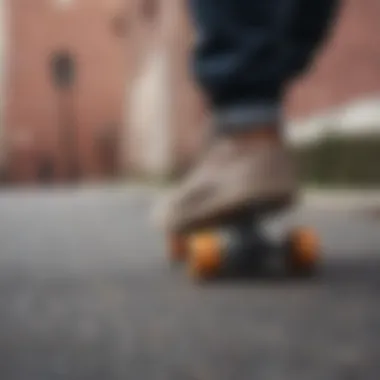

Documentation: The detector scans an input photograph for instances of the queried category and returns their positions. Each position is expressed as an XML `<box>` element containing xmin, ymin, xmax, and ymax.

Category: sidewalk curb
<box><xmin>146</xmin><ymin>184</ymin><xmax>380</xmax><ymax>210</ymax></box>
<box><xmin>300</xmin><ymin>189</ymin><xmax>380</xmax><ymax>209</ymax></box>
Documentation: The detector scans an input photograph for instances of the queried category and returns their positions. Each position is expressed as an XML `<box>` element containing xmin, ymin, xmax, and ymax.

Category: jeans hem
<box><xmin>214</xmin><ymin>102</ymin><xmax>281</xmax><ymax>134</ymax></box>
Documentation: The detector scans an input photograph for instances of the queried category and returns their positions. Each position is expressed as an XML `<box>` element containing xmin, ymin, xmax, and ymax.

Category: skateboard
<box><xmin>168</xmin><ymin>209</ymin><xmax>319</xmax><ymax>281</ymax></box>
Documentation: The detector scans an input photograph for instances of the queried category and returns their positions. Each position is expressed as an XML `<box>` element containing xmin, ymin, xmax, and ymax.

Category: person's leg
<box><xmin>155</xmin><ymin>0</ymin><xmax>341</xmax><ymax>233</ymax></box>
<box><xmin>190</xmin><ymin>0</ymin><xmax>340</xmax><ymax>133</ymax></box>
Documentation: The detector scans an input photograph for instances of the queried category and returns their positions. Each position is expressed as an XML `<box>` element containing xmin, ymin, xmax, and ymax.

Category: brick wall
<box><xmin>286</xmin><ymin>0</ymin><xmax>380</xmax><ymax>119</ymax></box>
<box><xmin>3</xmin><ymin>0</ymin><xmax>380</xmax><ymax>181</ymax></box>
<box><xmin>3</xmin><ymin>0</ymin><xmax>132</xmax><ymax>183</ymax></box>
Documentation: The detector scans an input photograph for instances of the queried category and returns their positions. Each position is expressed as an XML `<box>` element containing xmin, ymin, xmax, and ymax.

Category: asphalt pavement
<box><xmin>0</xmin><ymin>185</ymin><xmax>378</xmax><ymax>380</ymax></box>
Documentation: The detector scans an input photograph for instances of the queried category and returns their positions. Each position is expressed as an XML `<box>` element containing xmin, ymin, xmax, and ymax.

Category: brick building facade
<box><xmin>286</xmin><ymin>0</ymin><xmax>380</xmax><ymax>118</ymax></box>
<box><xmin>2</xmin><ymin>0</ymin><xmax>135</xmax><ymax>183</ymax></box>
<box><xmin>2</xmin><ymin>0</ymin><xmax>380</xmax><ymax>183</ymax></box>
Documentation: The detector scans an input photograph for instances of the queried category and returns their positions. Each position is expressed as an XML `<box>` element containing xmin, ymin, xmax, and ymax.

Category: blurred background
<box><xmin>1</xmin><ymin>0</ymin><xmax>380</xmax><ymax>186</ymax></box>
<box><xmin>0</xmin><ymin>1</ymin><xmax>379</xmax><ymax>379</ymax></box>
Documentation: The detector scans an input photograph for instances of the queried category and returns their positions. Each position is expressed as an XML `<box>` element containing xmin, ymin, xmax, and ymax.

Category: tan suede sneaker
<box><xmin>153</xmin><ymin>134</ymin><xmax>298</xmax><ymax>233</ymax></box>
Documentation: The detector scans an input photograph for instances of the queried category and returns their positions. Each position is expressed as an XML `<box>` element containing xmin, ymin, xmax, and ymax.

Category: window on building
<box><xmin>51</xmin><ymin>51</ymin><xmax>75</xmax><ymax>89</ymax></box>
<box><xmin>142</xmin><ymin>0</ymin><xmax>158</xmax><ymax>21</ymax></box>
<box><xmin>111</xmin><ymin>14</ymin><xmax>129</xmax><ymax>38</ymax></box>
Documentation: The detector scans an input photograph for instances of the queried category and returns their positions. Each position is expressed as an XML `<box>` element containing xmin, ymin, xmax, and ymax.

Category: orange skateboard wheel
<box><xmin>287</xmin><ymin>227</ymin><xmax>320</xmax><ymax>274</ymax></box>
<box><xmin>188</xmin><ymin>232</ymin><xmax>224</xmax><ymax>280</ymax></box>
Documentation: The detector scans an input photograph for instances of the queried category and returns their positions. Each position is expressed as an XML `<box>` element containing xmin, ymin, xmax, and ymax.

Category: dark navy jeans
<box><xmin>188</xmin><ymin>0</ymin><xmax>341</xmax><ymax>133</ymax></box>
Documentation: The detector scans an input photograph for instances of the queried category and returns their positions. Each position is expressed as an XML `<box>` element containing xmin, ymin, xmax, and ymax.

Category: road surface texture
<box><xmin>0</xmin><ymin>185</ymin><xmax>379</xmax><ymax>380</ymax></box>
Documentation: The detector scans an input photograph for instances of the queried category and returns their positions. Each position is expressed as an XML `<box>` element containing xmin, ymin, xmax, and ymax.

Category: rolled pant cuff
<box><xmin>214</xmin><ymin>102</ymin><xmax>281</xmax><ymax>134</ymax></box>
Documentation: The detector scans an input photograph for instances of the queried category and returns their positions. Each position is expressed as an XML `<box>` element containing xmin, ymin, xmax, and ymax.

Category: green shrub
<box><xmin>294</xmin><ymin>133</ymin><xmax>380</xmax><ymax>187</ymax></box>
